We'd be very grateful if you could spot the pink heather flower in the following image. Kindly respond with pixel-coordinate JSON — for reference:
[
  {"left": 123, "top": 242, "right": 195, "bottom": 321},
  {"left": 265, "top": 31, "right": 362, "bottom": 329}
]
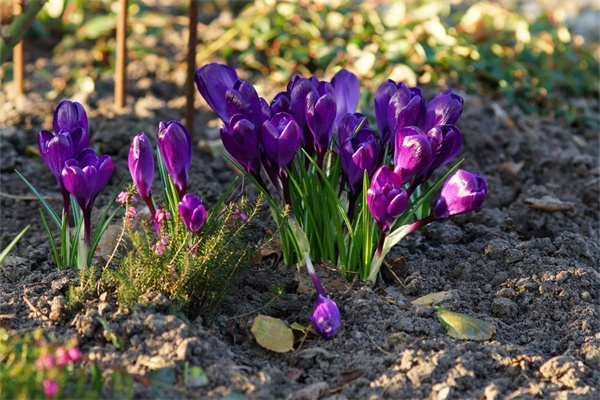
[
  {"left": 155, "top": 207, "right": 171, "bottom": 224},
  {"left": 43, "top": 379, "right": 59, "bottom": 398},
  {"left": 126, "top": 206, "right": 137, "bottom": 219},
  {"left": 55, "top": 347, "right": 69, "bottom": 367},
  {"left": 154, "top": 240, "right": 166, "bottom": 255},
  {"left": 35, "top": 354, "right": 55, "bottom": 370},
  {"left": 161, "top": 236, "right": 169, "bottom": 245},
  {"left": 67, "top": 347, "right": 82, "bottom": 362},
  {"left": 234, "top": 209, "right": 248, "bottom": 223},
  {"left": 131, "top": 195, "right": 138, "bottom": 203},
  {"left": 116, "top": 191, "right": 129, "bottom": 204}
]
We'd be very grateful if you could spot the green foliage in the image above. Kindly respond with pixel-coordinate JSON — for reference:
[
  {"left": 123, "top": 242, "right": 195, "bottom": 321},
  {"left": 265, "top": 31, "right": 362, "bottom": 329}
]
[
  {"left": 103, "top": 192, "right": 261, "bottom": 319},
  {"left": 0, "top": 329, "right": 102, "bottom": 400},
  {"left": 0, "top": 224, "right": 30, "bottom": 263},
  {"left": 220, "top": 0, "right": 598, "bottom": 126}
]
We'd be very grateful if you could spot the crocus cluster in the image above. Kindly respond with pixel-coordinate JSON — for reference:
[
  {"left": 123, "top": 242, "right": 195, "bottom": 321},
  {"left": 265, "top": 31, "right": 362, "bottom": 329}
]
[
  {"left": 127, "top": 123, "right": 206, "bottom": 237},
  {"left": 38, "top": 101, "right": 114, "bottom": 268}
]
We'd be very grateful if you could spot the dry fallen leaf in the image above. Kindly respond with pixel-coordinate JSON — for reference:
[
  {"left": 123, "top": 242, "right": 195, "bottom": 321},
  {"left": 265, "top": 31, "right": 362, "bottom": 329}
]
[
  {"left": 251, "top": 315, "right": 294, "bottom": 353},
  {"left": 525, "top": 195, "right": 574, "bottom": 212},
  {"left": 437, "top": 307, "right": 496, "bottom": 341},
  {"left": 412, "top": 291, "right": 452, "bottom": 306}
]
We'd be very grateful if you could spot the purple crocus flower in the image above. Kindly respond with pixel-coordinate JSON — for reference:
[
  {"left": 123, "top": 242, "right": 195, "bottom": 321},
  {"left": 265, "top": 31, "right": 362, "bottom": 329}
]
[
  {"left": 288, "top": 77, "right": 318, "bottom": 153},
  {"left": 62, "top": 149, "right": 114, "bottom": 246},
  {"left": 306, "top": 255, "right": 342, "bottom": 340},
  {"left": 270, "top": 91, "right": 290, "bottom": 114},
  {"left": 226, "top": 80, "right": 269, "bottom": 130},
  {"left": 336, "top": 112, "right": 368, "bottom": 150},
  {"left": 340, "top": 128, "right": 379, "bottom": 194},
  {"left": 306, "top": 82, "right": 337, "bottom": 166},
  {"left": 393, "top": 126, "right": 433, "bottom": 185},
  {"left": 178, "top": 194, "right": 207, "bottom": 234},
  {"left": 367, "top": 166, "right": 409, "bottom": 232},
  {"left": 220, "top": 114, "right": 261, "bottom": 178},
  {"left": 128, "top": 132, "right": 157, "bottom": 219},
  {"left": 52, "top": 100, "right": 88, "bottom": 137},
  {"left": 157, "top": 121, "right": 193, "bottom": 200},
  {"left": 374, "top": 80, "right": 423, "bottom": 146},
  {"left": 260, "top": 112, "right": 301, "bottom": 177},
  {"left": 331, "top": 69, "right": 360, "bottom": 131},
  {"left": 195, "top": 63, "right": 239, "bottom": 123},
  {"left": 419, "top": 90, "right": 463, "bottom": 133},
  {"left": 434, "top": 170, "right": 487, "bottom": 221},
  {"left": 415, "top": 124, "right": 462, "bottom": 183}
]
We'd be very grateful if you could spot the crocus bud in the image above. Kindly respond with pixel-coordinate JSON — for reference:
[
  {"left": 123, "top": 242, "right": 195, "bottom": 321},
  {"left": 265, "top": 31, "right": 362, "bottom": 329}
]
[
  {"left": 367, "top": 166, "right": 409, "bottom": 232},
  {"left": 195, "top": 63, "right": 239, "bottom": 123},
  {"left": 128, "top": 132, "right": 155, "bottom": 215},
  {"left": 312, "top": 293, "right": 343, "bottom": 340},
  {"left": 416, "top": 125, "right": 462, "bottom": 182},
  {"left": 331, "top": 69, "right": 360, "bottom": 131},
  {"left": 62, "top": 149, "right": 114, "bottom": 246},
  {"left": 220, "top": 115, "right": 261, "bottom": 177},
  {"left": 306, "top": 85, "right": 336, "bottom": 163},
  {"left": 157, "top": 121, "right": 193, "bottom": 200},
  {"left": 393, "top": 126, "right": 433, "bottom": 185},
  {"left": 38, "top": 130, "right": 73, "bottom": 192},
  {"left": 336, "top": 112, "right": 368, "bottom": 150},
  {"left": 178, "top": 194, "right": 207, "bottom": 234},
  {"left": 288, "top": 78, "right": 317, "bottom": 152},
  {"left": 261, "top": 112, "right": 301, "bottom": 176},
  {"left": 375, "top": 80, "right": 423, "bottom": 146},
  {"left": 226, "top": 80, "right": 266, "bottom": 129},
  {"left": 270, "top": 92, "right": 290, "bottom": 115},
  {"left": 305, "top": 253, "right": 342, "bottom": 340},
  {"left": 62, "top": 151, "right": 114, "bottom": 212},
  {"left": 420, "top": 90, "right": 463, "bottom": 133},
  {"left": 434, "top": 170, "right": 487, "bottom": 221},
  {"left": 340, "top": 128, "right": 379, "bottom": 194},
  {"left": 53, "top": 100, "right": 88, "bottom": 135}
]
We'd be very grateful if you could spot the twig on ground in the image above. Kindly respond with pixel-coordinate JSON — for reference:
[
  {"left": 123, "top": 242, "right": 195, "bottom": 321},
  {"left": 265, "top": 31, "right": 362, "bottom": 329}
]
[{"left": 22, "top": 294, "right": 50, "bottom": 321}]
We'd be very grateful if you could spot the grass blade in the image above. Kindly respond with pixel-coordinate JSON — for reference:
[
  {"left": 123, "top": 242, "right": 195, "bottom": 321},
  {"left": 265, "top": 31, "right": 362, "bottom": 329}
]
[{"left": 0, "top": 224, "right": 30, "bottom": 264}]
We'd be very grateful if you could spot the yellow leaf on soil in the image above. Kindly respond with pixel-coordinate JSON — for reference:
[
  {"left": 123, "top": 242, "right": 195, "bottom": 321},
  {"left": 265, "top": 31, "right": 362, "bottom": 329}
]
[
  {"left": 411, "top": 291, "right": 452, "bottom": 306},
  {"left": 437, "top": 307, "right": 496, "bottom": 341},
  {"left": 251, "top": 315, "right": 294, "bottom": 353}
]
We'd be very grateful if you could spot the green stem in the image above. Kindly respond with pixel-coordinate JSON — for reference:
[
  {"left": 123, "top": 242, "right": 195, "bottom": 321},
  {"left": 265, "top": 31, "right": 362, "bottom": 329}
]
[{"left": 0, "top": 0, "right": 47, "bottom": 63}]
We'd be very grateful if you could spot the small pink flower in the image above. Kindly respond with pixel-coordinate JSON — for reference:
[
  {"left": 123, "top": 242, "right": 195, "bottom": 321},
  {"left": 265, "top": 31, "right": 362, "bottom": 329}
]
[
  {"left": 43, "top": 379, "right": 59, "bottom": 398},
  {"left": 116, "top": 191, "right": 129, "bottom": 204},
  {"left": 55, "top": 347, "right": 69, "bottom": 367},
  {"left": 161, "top": 236, "right": 169, "bottom": 245},
  {"left": 154, "top": 241, "right": 166, "bottom": 255},
  {"left": 35, "top": 354, "right": 55, "bottom": 370},
  {"left": 126, "top": 206, "right": 137, "bottom": 219},
  {"left": 131, "top": 195, "right": 139, "bottom": 203},
  {"left": 67, "top": 347, "right": 82, "bottom": 362},
  {"left": 155, "top": 207, "right": 169, "bottom": 223}
]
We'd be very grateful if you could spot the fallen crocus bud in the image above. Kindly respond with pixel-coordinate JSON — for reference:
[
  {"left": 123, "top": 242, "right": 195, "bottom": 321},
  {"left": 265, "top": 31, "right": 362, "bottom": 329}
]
[
  {"left": 434, "top": 170, "right": 487, "bottom": 221},
  {"left": 178, "top": 194, "right": 207, "bottom": 234},
  {"left": 305, "top": 253, "right": 341, "bottom": 340}
]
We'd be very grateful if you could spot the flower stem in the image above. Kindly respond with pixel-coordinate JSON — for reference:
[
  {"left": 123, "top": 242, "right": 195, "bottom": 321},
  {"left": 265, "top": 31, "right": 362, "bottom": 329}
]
[{"left": 304, "top": 252, "right": 325, "bottom": 297}]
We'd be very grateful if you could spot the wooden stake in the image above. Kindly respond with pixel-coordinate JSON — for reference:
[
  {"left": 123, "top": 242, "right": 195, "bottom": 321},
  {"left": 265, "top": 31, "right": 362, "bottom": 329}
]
[
  {"left": 184, "top": 0, "right": 198, "bottom": 137},
  {"left": 13, "top": 0, "right": 24, "bottom": 97},
  {"left": 115, "top": 0, "right": 127, "bottom": 108}
]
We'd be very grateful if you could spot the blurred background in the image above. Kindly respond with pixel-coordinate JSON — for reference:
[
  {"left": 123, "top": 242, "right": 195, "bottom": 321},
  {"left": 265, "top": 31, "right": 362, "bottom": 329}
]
[{"left": 1, "top": 0, "right": 598, "bottom": 129}]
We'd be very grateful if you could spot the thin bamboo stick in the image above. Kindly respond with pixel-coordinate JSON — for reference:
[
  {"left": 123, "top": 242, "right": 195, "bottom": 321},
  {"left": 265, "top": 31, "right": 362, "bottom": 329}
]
[
  {"left": 184, "top": 0, "right": 199, "bottom": 137},
  {"left": 115, "top": 0, "right": 127, "bottom": 108},
  {"left": 12, "top": 0, "right": 24, "bottom": 97}
]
